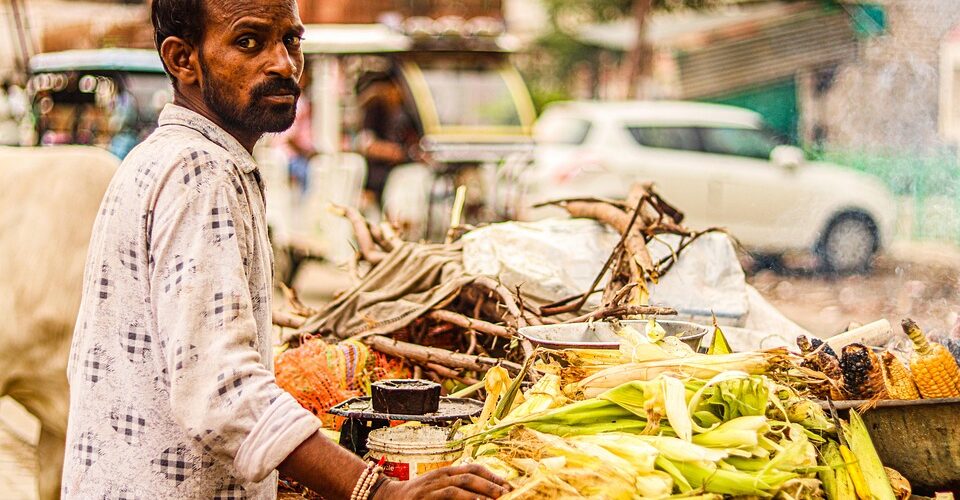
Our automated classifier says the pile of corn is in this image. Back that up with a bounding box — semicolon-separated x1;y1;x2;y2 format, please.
800;318;960;401
454;323;904;499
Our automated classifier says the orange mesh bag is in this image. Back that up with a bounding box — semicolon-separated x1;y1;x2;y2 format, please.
274;337;409;429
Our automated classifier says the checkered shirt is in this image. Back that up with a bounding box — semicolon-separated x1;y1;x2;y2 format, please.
62;104;320;499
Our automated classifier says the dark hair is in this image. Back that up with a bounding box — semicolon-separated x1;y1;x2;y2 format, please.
151;0;206;80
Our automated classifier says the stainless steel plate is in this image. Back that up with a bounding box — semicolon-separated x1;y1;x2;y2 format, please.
518;319;711;350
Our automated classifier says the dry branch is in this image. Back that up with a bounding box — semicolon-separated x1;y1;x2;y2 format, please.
366;335;523;373
329;204;386;264
427;309;513;339
423;362;480;386
273;310;306;329
280;283;318;318
473;276;528;328
562;304;677;324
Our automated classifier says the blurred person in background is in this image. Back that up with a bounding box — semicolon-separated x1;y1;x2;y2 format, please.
60;0;508;499
357;76;420;210
273;68;315;201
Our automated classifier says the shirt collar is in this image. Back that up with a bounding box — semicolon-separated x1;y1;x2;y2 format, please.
157;103;259;173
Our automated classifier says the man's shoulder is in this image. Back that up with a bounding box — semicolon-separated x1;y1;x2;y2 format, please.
123;126;243;201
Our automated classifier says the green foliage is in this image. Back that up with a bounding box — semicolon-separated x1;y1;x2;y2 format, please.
521;0;840;107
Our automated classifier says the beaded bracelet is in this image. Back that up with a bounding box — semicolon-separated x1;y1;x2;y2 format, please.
350;462;384;500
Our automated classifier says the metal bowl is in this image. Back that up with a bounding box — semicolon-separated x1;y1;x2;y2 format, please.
518;319;710;350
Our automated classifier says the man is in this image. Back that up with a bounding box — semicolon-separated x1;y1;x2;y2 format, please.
61;1;510;498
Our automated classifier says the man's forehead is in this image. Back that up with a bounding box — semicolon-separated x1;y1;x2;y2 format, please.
205;0;301;28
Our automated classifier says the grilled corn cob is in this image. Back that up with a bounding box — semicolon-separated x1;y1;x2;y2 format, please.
840;344;887;400
797;335;845;400
798;335;838;358
879;351;920;400
902;319;960;398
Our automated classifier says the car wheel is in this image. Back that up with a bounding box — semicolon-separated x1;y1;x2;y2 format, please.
817;213;879;274
749;253;786;274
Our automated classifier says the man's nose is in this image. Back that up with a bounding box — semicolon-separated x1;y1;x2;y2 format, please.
266;42;298;79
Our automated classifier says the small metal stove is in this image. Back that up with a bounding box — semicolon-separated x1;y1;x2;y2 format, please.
328;379;483;456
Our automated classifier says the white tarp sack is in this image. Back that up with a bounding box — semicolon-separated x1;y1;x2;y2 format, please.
462;220;749;324
462;219;620;309
462;219;809;349
645;232;748;326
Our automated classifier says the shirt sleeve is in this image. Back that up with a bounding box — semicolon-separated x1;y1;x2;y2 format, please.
149;166;319;482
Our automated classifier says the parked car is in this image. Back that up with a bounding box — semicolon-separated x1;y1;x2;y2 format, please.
523;100;897;273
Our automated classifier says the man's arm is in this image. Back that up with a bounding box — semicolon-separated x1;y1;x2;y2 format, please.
150;162;508;497
279;432;511;500
150;170;320;481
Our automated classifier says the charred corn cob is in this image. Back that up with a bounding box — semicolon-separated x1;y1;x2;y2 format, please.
798;335;845;400
798;335;838;359
840;344;887;400
902;319;960;398
879;351;920;400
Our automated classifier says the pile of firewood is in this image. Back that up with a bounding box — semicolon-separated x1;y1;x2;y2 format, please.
273;183;718;384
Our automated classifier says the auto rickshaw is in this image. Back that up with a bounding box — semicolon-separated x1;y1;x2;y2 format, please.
26;48;171;159
264;18;537;283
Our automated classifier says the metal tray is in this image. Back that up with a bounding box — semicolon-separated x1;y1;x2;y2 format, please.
328;396;483;423
518;319;711;350
820;397;960;494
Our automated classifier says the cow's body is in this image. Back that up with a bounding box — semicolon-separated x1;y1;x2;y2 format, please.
0;146;118;500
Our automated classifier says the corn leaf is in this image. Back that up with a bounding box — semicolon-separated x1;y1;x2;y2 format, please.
494;359;530;420
707;319;732;355
663;375;693;441
691;415;767;451
571;433;658;473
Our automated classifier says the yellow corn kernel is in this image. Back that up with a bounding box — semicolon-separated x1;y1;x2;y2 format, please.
880;352;920;400
903;319;960;399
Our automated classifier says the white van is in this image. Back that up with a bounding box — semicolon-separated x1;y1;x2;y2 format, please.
525;101;897;273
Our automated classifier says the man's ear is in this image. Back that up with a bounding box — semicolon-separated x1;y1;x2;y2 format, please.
160;36;200;87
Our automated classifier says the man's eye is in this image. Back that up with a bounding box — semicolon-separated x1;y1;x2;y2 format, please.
285;35;302;48
238;37;259;49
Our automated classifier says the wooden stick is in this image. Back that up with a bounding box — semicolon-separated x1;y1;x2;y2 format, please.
562;304;677;324
427;310;514;339
366;335;523;373
279;283;318;318
542;193;646;316
368;223;395;253
532;196;631;210
378;221;402;250
474;276;528;328
273;310;307;329
423;362;480;386
610;282;639;307
329;204;386;264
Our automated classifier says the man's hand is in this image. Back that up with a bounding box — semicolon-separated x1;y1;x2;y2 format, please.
375;464;511;500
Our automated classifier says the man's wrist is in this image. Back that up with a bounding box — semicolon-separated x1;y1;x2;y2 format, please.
369;476;395;500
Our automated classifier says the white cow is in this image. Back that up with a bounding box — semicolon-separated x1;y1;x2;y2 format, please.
0;146;118;500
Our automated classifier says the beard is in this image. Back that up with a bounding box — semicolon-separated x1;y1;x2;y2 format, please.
200;57;300;135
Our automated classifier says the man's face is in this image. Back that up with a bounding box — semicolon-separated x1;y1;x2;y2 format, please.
198;0;305;135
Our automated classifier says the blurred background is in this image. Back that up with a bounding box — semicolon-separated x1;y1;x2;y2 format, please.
2;0;960;497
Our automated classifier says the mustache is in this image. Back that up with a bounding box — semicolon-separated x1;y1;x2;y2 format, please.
251;78;301;101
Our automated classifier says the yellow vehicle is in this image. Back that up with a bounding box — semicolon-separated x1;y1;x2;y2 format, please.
263;18;537;282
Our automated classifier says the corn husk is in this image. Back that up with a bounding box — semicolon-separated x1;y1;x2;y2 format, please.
844;410;897;500
819;441;855;500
